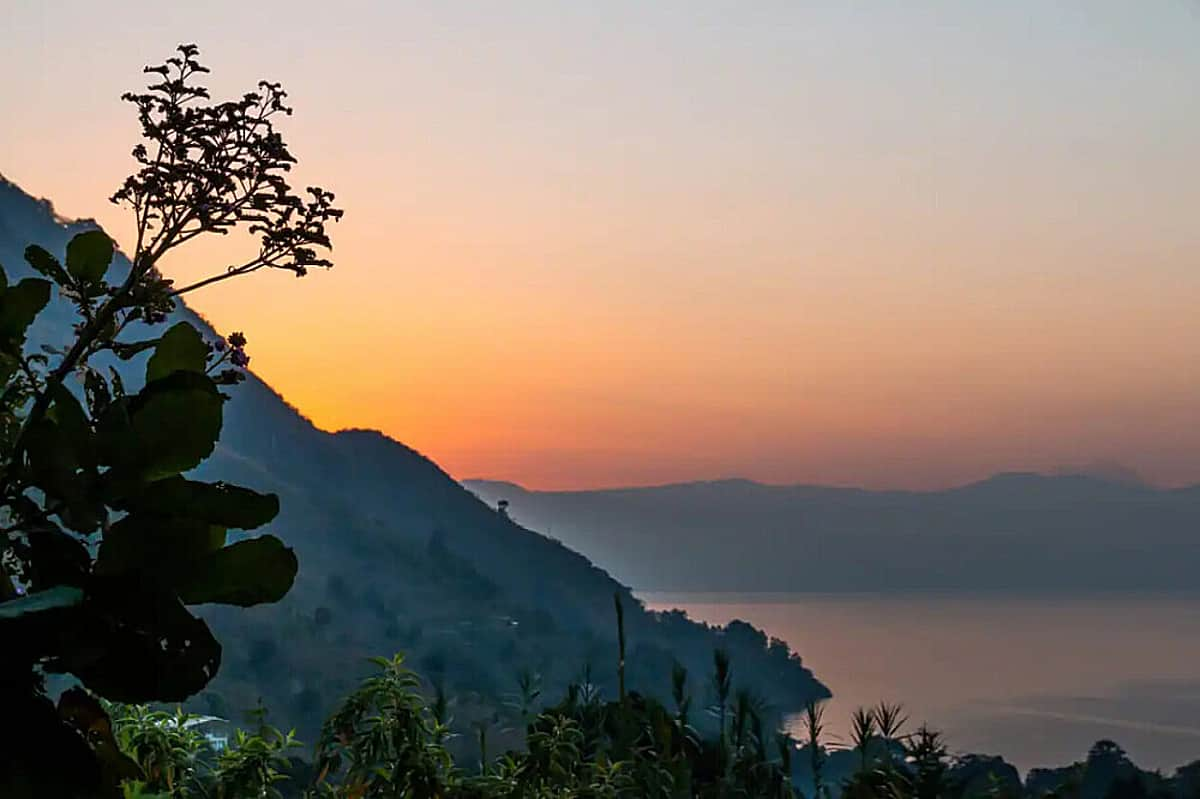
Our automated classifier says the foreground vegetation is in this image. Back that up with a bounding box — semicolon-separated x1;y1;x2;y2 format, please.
97;632;1200;799
0;45;339;796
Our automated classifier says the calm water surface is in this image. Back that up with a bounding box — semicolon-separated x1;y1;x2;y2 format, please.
639;592;1200;773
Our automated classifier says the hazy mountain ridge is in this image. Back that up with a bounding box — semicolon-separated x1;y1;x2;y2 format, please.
464;472;1200;592
0;175;827;741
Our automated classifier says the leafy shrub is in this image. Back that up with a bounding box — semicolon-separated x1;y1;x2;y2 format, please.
0;44;338;797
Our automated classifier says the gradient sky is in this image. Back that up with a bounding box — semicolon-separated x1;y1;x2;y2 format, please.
2;1;1199;489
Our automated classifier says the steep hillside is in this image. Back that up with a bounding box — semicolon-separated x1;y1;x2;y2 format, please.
465;474;1200;592
0;176;827;743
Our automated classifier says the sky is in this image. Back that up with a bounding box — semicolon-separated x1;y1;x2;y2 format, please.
1;1;1199;490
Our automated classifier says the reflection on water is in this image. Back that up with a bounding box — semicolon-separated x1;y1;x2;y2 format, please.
639;592;1200;772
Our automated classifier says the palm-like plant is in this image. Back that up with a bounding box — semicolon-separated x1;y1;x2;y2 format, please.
711;648;733;771
802;700;827;799
506;668;543;731
473;715;496;776
903;724;950;799
872;701;908;780
671;662;691;727
849;706;878;774
874;702;907;744
614;592;628;706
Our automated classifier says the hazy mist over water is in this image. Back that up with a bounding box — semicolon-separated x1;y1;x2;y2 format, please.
640;592;1200;772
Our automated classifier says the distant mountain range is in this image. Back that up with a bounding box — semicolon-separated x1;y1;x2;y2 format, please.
465;473;1200;592
0;176;826;743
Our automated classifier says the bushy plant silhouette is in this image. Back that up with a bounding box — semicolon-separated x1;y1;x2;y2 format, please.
306;596;797;798
94;596;1198;799
0;45;339;797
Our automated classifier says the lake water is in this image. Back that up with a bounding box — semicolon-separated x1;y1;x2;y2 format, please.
639;592;1200;773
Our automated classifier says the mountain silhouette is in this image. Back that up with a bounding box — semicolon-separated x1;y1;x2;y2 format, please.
464;472;1200;592
0;175;827;741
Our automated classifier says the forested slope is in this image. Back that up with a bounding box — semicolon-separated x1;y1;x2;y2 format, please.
0;176;827;742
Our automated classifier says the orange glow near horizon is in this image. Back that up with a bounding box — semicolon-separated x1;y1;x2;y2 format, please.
3;2;1199;491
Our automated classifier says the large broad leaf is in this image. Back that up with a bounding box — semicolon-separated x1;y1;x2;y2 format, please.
52;576;222;702
93;398;132;465
0;277;50;354
95;513;225;579
56;688;145;788
128;371;222;479
176;535;298;607
146;321;208;383
64;230;114;284
23;244;70;285
118;476;279;529
0;692;105;798
23;419;103;534
0;585;84;619
47;384;94;468
26;389;103;533
25;418;81;490
26;526;91;589
98;370;223;481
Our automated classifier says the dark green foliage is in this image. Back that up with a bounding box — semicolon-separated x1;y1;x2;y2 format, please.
24;244;71;286
212;706;303;799
117;476;280;529
951;755;1023;799
905;725;951;799
145;322;208;382
107;701;301;799
107;703;210;797
0;44;339;797
0;277;51;351
65;229;115;285
82;603;1200;799
849;706;876;773
56;576;223;702
315;653;456;797
671;661;691;726
802;700;828;799
307;647;794;798
178;535;299;607
614;591;627;705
